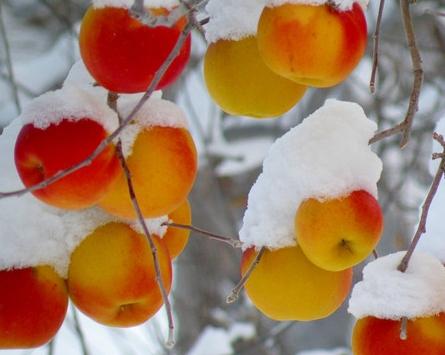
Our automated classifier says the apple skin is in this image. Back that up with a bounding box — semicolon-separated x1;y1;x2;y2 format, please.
161;199;192;259
14;119;121;210
99;126;197;219
257;3;367;88
204;36;307;118
0;266;68;349
67;222;172;327
295;190;383;272
79;6;191;93
241;245;352;321
352;314;445;355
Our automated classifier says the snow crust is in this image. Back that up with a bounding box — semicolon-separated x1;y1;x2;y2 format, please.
205;0;265;43
266;0;368;12
19;85;119;134
348;251;445;320
118;97;189;157
239;99;382;249
0;118;168;277
92;0;179;10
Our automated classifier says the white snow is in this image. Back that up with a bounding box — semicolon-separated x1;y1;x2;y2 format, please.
239;99;382;249
205;0;265;43
92;0;179;10
266;0;368;12
348;251;445;320
131;215;169;237
297;349;351;355
19;84;119;134
118;97;189;157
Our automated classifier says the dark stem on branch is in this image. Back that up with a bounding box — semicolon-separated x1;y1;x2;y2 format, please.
370;0;386;94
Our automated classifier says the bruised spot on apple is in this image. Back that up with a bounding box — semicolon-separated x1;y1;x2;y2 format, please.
0;266;68;349
204;36;307;118
352;314;445;355
257;3;367;88
99;126;197;219
79;6;191;93
295;190;383;272
67;222;172;327
241;245;352;321
14;119;121;210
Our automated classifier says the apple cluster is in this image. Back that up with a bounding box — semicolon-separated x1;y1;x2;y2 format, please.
203;0;367;118
238;100;384;321
0;0;197;349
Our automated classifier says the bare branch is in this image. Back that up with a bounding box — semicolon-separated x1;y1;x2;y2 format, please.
370;0;386;94
0;1;21;114
72;306;91;355
398;133;445;273
162;222;243;248
226;247;266;304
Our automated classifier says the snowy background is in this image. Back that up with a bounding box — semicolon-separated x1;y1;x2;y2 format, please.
1;0;445;354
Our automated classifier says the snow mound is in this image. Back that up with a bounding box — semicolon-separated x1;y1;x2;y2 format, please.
92;0;179;10
19;85;119;134
118;97;189;157
205;0;265;43
266;0;368;11
239;99;381;249
348;251;445;320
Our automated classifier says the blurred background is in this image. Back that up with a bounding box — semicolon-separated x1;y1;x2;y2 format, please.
1;0;445;354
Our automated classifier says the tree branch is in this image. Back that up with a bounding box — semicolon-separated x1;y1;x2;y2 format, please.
370;0;386;94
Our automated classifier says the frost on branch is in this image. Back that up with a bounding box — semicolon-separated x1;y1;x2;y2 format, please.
92;0;179;10
239;99;382;249
348;251;445;320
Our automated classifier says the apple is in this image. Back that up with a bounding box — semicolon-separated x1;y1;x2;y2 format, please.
67;222;172;327
79;6;191;93
295;190;383;272
241;245;352;321
0;266;68;349
99;126;197;218
204;35;307;118
257;2;367;87
352;314;445;354
14;118;121;210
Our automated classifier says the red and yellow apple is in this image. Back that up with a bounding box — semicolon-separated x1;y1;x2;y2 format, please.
79;6;191;93
14;119;121;210
204;36;307;118
67;222;172;327
0;266;68;349
161;199;192;259
99;126;197;218
257;3;367;87
352;314;445;355
241;245;352;321
295;190;383;272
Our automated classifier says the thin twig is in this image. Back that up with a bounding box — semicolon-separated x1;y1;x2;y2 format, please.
0;19;194;200
398;133;445;273
0;1;21;114
226;247;266;304
370;0;386;94
372;249;379;259
369;0;423;147
108;92;175;348
47;338;55;355
72;305;90;355
162;222;243;248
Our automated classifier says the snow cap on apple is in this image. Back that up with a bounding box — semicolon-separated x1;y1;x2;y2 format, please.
92;0;179;10
205;0;265;43
239;99;382;249
265;0;369;11
349;251;445;319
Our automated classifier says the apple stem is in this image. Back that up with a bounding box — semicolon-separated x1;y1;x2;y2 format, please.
400;317;408;340
369;0;385;94
108;91;176;348
397;133;445;274
226;247;265;304
162;222;243;248
0;15;195;200
369;0;423;147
